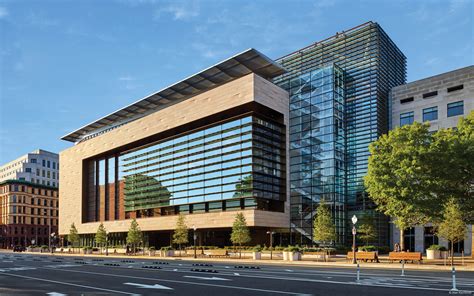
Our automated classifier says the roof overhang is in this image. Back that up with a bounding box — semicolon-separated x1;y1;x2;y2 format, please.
61;48;286;143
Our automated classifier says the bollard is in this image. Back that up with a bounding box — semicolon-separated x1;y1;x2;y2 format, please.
401;260;405;277
451;266;458;292
461;250;464;266
356;263;360;283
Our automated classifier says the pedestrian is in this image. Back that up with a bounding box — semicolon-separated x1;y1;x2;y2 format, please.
394;243;400;252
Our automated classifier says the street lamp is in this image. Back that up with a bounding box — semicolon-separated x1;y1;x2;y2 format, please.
351;215;358;264
105;231;109;256
266;231;275;260
50;232;55;254
193;225;197;259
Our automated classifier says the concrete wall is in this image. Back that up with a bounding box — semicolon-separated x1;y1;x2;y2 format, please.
59;73;290;236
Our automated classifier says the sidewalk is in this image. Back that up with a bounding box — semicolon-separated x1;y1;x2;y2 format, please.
6;250;474;272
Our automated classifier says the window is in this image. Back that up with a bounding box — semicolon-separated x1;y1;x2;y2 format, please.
42;160;46;166
400;111;414;126
400;97;414;104
36;169;40;176
52;162;56;169
447;101;463;117
47;161;50;168
403;227;416;252
424;226;438;250
52;172;56;179
423;107;438;122
25;168;32;173
447;85;463;93
423;91;438;99
31;159;37;163
42;170;45;177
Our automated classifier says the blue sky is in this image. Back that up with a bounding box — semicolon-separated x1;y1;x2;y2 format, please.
0;0;473;164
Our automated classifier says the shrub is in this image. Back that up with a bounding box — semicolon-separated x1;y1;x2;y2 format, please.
160;246;173;251
41;245;49;249
427;244;448;251
274;246;285;251
149;246;156;251
378;246;391;254
252;245;263;252
285;245;301;252
358;245;377;252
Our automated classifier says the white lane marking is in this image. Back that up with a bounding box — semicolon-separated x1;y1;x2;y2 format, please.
184;276;230;281
124;282;173;290
44;264;80;268
1;272;138;295
233;273;240;276
0;267;36;272
224;266;230;269
173;269;178;271
46;292;67;296
285;269;293;272
2;260;13;262
178;264;183;266
42;267;306;295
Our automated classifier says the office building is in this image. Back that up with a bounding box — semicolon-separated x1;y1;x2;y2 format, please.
0;149;59;188
273;21;406;245
59;49;290;247
0;180;59;248
390;65;474;255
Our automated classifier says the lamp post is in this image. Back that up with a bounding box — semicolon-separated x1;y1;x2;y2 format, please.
266;231;275;260
50;232;55;254
105;231;109;256
193;225;197;259
352;215;358;264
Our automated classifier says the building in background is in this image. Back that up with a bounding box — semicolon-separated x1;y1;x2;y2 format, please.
0;149;59;188
59;49;290;247
0;180;59;248
273;21;406;245
390;65;474;255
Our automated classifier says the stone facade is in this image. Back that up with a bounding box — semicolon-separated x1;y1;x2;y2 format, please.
390;65;474;255
59;73;290;240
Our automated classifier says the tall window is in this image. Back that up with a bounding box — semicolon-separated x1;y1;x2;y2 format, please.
400;111;414;126
447;101;463;117
403;227;416;252
423;107;438;122
423;226;438;250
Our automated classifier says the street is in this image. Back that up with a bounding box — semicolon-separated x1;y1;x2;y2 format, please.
0;252;472;295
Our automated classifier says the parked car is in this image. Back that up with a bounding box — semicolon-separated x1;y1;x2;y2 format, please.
13;246;25;252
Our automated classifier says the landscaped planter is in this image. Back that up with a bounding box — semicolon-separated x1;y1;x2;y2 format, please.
83;249;93;254
148;250;156;256
283;251;289;261
426;249;440;259
252;252;261;260
161;250;174;257
27;247;40;252
288;251;301;261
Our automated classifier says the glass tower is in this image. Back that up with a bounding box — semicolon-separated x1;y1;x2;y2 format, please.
274;22;406;245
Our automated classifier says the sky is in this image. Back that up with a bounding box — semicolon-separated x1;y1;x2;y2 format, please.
0;0;473;164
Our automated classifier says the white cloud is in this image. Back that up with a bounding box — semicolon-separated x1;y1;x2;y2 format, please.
118;75;135;81
154;1;199;21
0;6;8;19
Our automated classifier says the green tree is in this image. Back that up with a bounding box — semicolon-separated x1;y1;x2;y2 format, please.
68;223;80;253
436;198;467;266
312;201;336;245
430;111;474;223
357;214;377;245
95;223;107;254
172;214;188;253
364;122;436;251
230;213;251;258
126;218;142;255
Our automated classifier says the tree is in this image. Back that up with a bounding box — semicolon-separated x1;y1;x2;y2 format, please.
68;223;80;253
436;198;467;266
230;213;251;258
126;219;142;255
172;214;188;253
357;214;377;246
95;223;107;254
364;122;437;251
430;111;474;223
312;201;336;245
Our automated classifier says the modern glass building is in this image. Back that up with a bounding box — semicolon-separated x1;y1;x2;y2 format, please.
273;21;407;245
59;49;291;247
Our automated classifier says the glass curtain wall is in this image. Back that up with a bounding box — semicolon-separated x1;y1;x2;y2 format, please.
277;65;346;244
274;22;406;246
84;114;286;222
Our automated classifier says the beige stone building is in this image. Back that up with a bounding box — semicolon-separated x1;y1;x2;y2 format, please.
389;65;474;255
59;49;291;247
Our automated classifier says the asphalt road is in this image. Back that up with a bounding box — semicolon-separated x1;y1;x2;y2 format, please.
0;252;473;295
